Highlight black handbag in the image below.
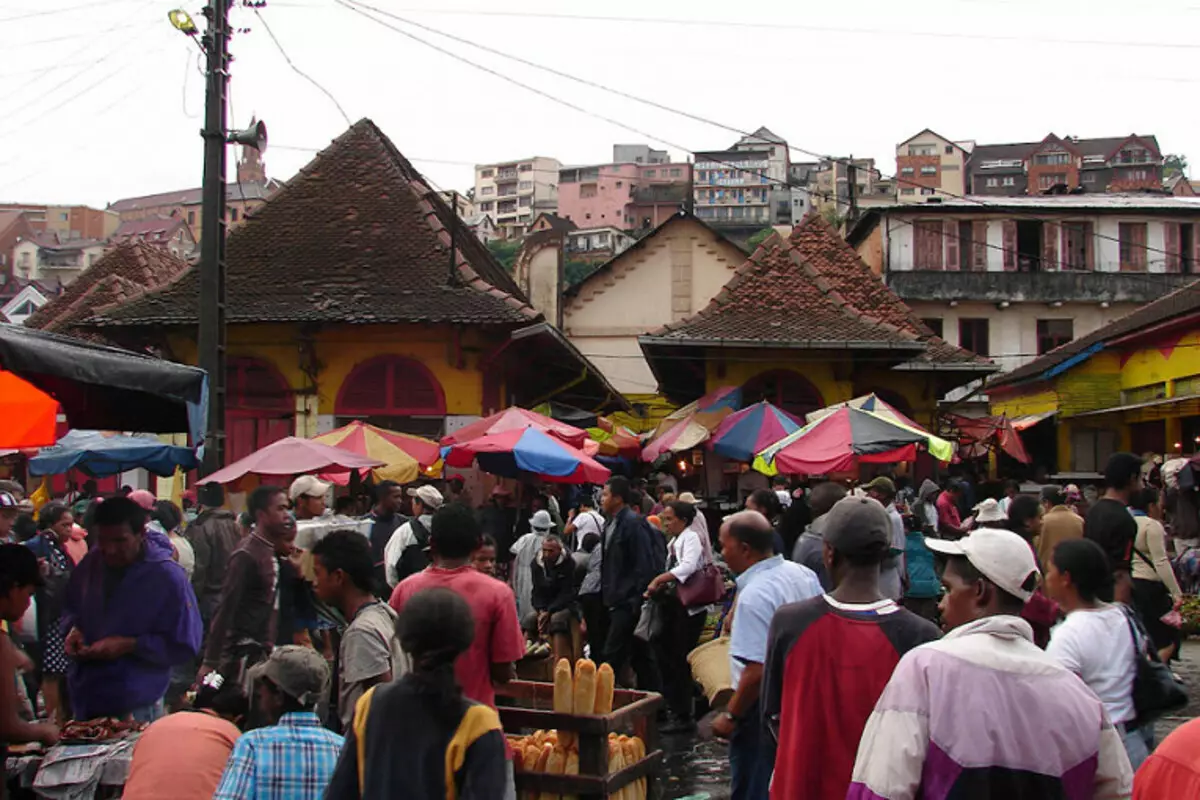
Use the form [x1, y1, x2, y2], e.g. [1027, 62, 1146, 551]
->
[1123, 605, 1187, 726]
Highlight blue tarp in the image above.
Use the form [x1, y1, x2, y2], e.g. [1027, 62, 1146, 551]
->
[29, 430, 199, 478]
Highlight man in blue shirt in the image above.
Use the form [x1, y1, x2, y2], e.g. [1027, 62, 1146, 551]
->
[214, 646, 344, 800]
[712, 510, 822, 800]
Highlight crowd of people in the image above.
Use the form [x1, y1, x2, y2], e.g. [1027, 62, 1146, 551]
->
[0, 449, 1196, 799]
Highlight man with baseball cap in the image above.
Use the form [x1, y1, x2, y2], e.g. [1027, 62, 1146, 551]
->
[382, 485, 443, 588]
[214, 645, 344, 800]
[848, 527, 1133, 799]
[763, 496, 940, 800]
[863, 477, 908, 602]
[289, 476, 331, 521]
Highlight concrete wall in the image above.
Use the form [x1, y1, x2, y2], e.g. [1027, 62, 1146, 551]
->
[557, 164, 638, 228]
[895, 131, 965, 202]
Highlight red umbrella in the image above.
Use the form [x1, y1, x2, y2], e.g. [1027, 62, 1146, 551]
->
[198, 436, 385, 485]
[0, 370, 58, 449]
[444, 426, 610, 484]
[441, 406, 589, 449]
[943, 413, 1031, 464]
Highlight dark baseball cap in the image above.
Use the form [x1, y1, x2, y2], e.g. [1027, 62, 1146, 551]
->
[822, 495, 891, 558]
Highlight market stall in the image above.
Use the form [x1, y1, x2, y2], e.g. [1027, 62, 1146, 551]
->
[28, 430, 199, 478]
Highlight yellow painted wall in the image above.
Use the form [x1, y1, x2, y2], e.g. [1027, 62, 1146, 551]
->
[704, 354, 851, 410]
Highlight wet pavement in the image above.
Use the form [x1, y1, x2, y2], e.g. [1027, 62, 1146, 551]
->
[656, 640, 1200, 799]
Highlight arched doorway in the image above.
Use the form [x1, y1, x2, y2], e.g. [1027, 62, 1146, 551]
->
[741, 369, 825, 420]
[226, 357, 294, 464]
[336, 355, 446, 438]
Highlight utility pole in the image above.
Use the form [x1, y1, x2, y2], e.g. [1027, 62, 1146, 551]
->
[846, 155, 858, 226]
[198, 0, 231, 475]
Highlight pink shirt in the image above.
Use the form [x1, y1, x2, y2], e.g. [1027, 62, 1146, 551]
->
[936, 492, 963, 535]
[390, 565, 525, 709]
[123, 711, 240, 800]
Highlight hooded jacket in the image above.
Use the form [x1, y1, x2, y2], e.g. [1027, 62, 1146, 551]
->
[63, 528, 203, 719]
[185, 508, 243, 618]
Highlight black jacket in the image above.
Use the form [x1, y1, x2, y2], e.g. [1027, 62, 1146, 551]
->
[530, 554, 576, 614]
[600, 506, 664, 608]
[185, 509, 243, 619]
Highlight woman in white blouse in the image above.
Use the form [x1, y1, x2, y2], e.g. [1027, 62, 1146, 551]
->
[646, 500, 711, 732]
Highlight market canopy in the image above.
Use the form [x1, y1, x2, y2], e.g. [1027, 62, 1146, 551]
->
[642, 408, 733, 463]
[311, 420, 440, 485]
[806, 393, 921, 429]
[29, 430, 199, 478]
[942, 412, 1032, 464]
[531, 402, 602, 430]
[754, 407, 953, 476]
[441, 407, 589, 450]
[0, 370, 58, 449]
[199, 436, 384, 485]
[707, 401, 801, 463]
[0, 324, 207, 446]
[443, 426, 610, 484]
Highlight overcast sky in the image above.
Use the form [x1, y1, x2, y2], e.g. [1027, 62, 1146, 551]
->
[2, 0, 1198, 207]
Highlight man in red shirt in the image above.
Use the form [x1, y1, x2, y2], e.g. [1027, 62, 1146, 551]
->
[389, 504, 524, 709]
[935, 482, 967, 539]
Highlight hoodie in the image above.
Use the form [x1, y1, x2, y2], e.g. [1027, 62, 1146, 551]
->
[63, 527, 203, 719]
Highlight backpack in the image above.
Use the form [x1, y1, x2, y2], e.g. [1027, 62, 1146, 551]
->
[394, 517, 431, 583]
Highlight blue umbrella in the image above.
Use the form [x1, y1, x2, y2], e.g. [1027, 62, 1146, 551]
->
[442, 427, 610, 484]
[29, 430, 199, 478]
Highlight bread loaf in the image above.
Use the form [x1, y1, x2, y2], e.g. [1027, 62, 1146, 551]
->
[594, 663, 615, 715]
[573, 659, 597, 715]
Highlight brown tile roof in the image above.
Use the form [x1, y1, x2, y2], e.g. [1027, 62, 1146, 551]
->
[107, 182, 272, 213]
[991, 278, 1200, 388]
[92, 119, 539, 327]
[110, 216, 193, 245]
[23, 241, 190, 337]
[643, 213, 988, 366]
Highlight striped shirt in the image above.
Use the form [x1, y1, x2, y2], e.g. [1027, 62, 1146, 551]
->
[213, 712, 344, 800]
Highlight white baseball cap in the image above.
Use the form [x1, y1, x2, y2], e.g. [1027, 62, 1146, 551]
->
[926, 527, 1041, 602]
[289, 475, 331, 501]
[407, 484, 444, 510]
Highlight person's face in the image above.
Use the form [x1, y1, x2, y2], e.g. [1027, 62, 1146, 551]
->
[273, 524, 298, 557]
[0, 510, 15, 538]
[1043, 559, 1070, 605]
[660, 506, 685, 537]
[471, 545, 497, 576]
[601, 484, 619, 516]
[719, 522, 749, 575]
[297, 494, 325, 518]
[1027, 508, 1044, 538]
[51, 512, 74, 542]
[311, 557, 343, 605]
[867, 489, 885, 505]
[97, 522, 143, 569]
[541, 539, 562, 564]
[0, 583, 35, 622]
[412, 500, 426, 517]
[381, 487, 403, 513]
[938, 559, 984, 633]
[257, 492, 294, 540]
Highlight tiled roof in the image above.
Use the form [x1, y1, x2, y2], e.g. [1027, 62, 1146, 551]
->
[24, 241, 190, 336]
[991, 278, 1200, 388]
[107, 182, 271, 213]
[968, 134, 1162, 167]
[643, 213, 989, 367]
[91, 119, 539, 327]
[24, 231, 106, 251]
[110, 216, 191, 244]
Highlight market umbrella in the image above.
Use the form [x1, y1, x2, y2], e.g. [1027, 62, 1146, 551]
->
[532, 401, 601, 430]
[588, 418, 641, 459]
[443, 426, 610, 484]
[806, 393, 922, 429]
[754, 407, 954, 476]
[311, 420, 440, 485]
[29, 430, 199, 478]
[641, 408, 733, 463]
[0, 324, 207, 445]
[0, 370, 58, 448]
[707, 401, 802, 462]
[942, 413, 1031, 464]
[441, 406, 589, 450]
[663, 385, 743, 422]
[198, 437, 384, 485]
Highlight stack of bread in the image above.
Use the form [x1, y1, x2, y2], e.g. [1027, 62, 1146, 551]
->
[509, 658, 648, 800]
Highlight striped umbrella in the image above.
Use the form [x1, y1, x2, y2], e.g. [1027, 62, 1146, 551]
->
[312, 420, 440, 485]
[707, 401, 802, 463]
[443, 426, 610, 484]
[806, 393, 921, 429]
[641, 408, 733, 463]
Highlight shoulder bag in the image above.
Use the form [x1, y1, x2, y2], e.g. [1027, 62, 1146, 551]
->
[1122, 604, 1187, 726]
[675, 529, 727, 608]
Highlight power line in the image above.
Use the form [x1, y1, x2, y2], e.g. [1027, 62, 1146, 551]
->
[251, 7, 352, 125]
[2, 19, 155, 48]
[0, 0, 141, 22]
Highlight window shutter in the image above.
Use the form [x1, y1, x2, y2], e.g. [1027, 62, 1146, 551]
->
[972, 221, 988, 270]
[1085, 222, 1095, 270]
[1195, 223, 1200, 272]
[1002, 221, 1017, 270]
[1166, 223, 1181, 272]
[944, 220, 959, 271]
[1042, 222, 1059, 271]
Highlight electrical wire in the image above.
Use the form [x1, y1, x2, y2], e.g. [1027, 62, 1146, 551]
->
[251, 6, 352, 125]
[0, 0, 142, 22]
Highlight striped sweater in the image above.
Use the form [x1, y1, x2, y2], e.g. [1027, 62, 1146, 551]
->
[847, 615, 1134, 800]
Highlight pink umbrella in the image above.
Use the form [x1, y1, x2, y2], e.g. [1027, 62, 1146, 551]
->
[441, 406, 589, 449]
[198, 436, 385, 485]
[443, 427, 610, 484]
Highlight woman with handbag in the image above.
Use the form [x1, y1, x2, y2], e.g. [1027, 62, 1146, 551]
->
[25, 503, 75, 724]
[646, 500, 723, 733]
[1044, 538, 1147, 768]
[1129, 488, 1183, 664]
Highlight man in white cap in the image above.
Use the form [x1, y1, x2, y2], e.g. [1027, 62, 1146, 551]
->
[847, 528, 1133, 800]
[383, 485, 443, 589]
[289, 475, 331, 522]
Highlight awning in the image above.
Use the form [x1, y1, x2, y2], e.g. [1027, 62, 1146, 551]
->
[1009, 410, 1058, 430]
[495, 323, 630, 413]
[1071, 393, 1200, 418]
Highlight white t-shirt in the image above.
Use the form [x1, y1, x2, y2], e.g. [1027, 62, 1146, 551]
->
[1046, 604, 1137, 725]
[571, 510, 604, 552]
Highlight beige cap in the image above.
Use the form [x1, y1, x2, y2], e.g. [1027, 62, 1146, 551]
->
[247, 645, 330, 706]
[407, 484, 444, 510]
[926, 527, 1041, 602]
[289, 475, 331, 501]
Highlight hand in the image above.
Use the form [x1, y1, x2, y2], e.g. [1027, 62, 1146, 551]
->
[35, 722, 60, 746]
[711, 711, 735, 740]
[645, 573, 671, 597]
[63, 628, 85, 658]
[567, 508, 577, 522]
[78, 636, 136, 661]
[1174, 596, 1184, 611]
[196, 664, 214, 685]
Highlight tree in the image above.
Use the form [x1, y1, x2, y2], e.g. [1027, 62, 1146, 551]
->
[1164, 154, 1189, 178]
[564, 260, 595, 287]
[745, 227, 775, 251]
[487, 239, 522, 274]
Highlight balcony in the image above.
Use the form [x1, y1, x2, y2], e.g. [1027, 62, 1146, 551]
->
[496, 183, 518, 197]
[887, 270, 1196, 305]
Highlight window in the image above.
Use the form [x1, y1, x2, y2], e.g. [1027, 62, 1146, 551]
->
[1034, 152, 1071, 166]
[645, 169, 656, 178]
[920, 165, 937, 175]
[920, 187, 936, 195]
[1038, 174, 1067, 189]
[900, 187, 916, 195]
[518, 181, 532, 190]
[1121, 383, 1168, 405]
[59, 212, 68, 221]
[187, 210, 196, 225]
[913, 219, 944, 269]
[230, 207, 238, 222]
[480, 169, 494, 178]
[481, 186, 494, 196]
[958, 318, 990, 356]
[900, 166, 915, 176]
[1082, 172, 1096, 184]
[945, 144, 955, 154]
[670, 168, 682, 177]
[1002, 176, 1016, 187]
[986, 177, 999, 188]
[615, 181, 623, 188]
[479, 201, 493, 212]
[1061, 221, 1093, 270]
[922, 317, 944, 337]
[519, 163, 532, 172]
[1122, 168, 1150, 182]
[1119, 222, 1148, 270]
[908, 145, 935, 156]
[1037, 319, 1074, 354]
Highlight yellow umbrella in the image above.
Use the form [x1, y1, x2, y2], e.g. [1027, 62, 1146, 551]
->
[311, 421, 440, 485]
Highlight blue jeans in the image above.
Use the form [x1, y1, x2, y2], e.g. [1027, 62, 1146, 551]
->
[1119, 723, 1151, 771]
[127, 698, 165, 724]
[729, 701, 772, 800]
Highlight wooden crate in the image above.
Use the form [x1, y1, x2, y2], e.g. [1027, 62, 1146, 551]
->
[496, 680, 663, 800]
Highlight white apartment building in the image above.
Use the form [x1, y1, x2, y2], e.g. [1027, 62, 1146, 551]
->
[474, 156, 562, 239]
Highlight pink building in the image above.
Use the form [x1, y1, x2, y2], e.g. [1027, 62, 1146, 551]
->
[558, 161, 691, 231]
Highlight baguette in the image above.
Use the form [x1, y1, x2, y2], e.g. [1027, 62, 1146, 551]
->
[522, 743, 540, 772]
[594, 663, 615, 715]
[535, 742, 554, 773]
[538, 747, 566, 800]
[608, 742, 629, 800]
[563, 750, 580, 800]
[553, 659, 573, 713]
[573, 659, 597, 715]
